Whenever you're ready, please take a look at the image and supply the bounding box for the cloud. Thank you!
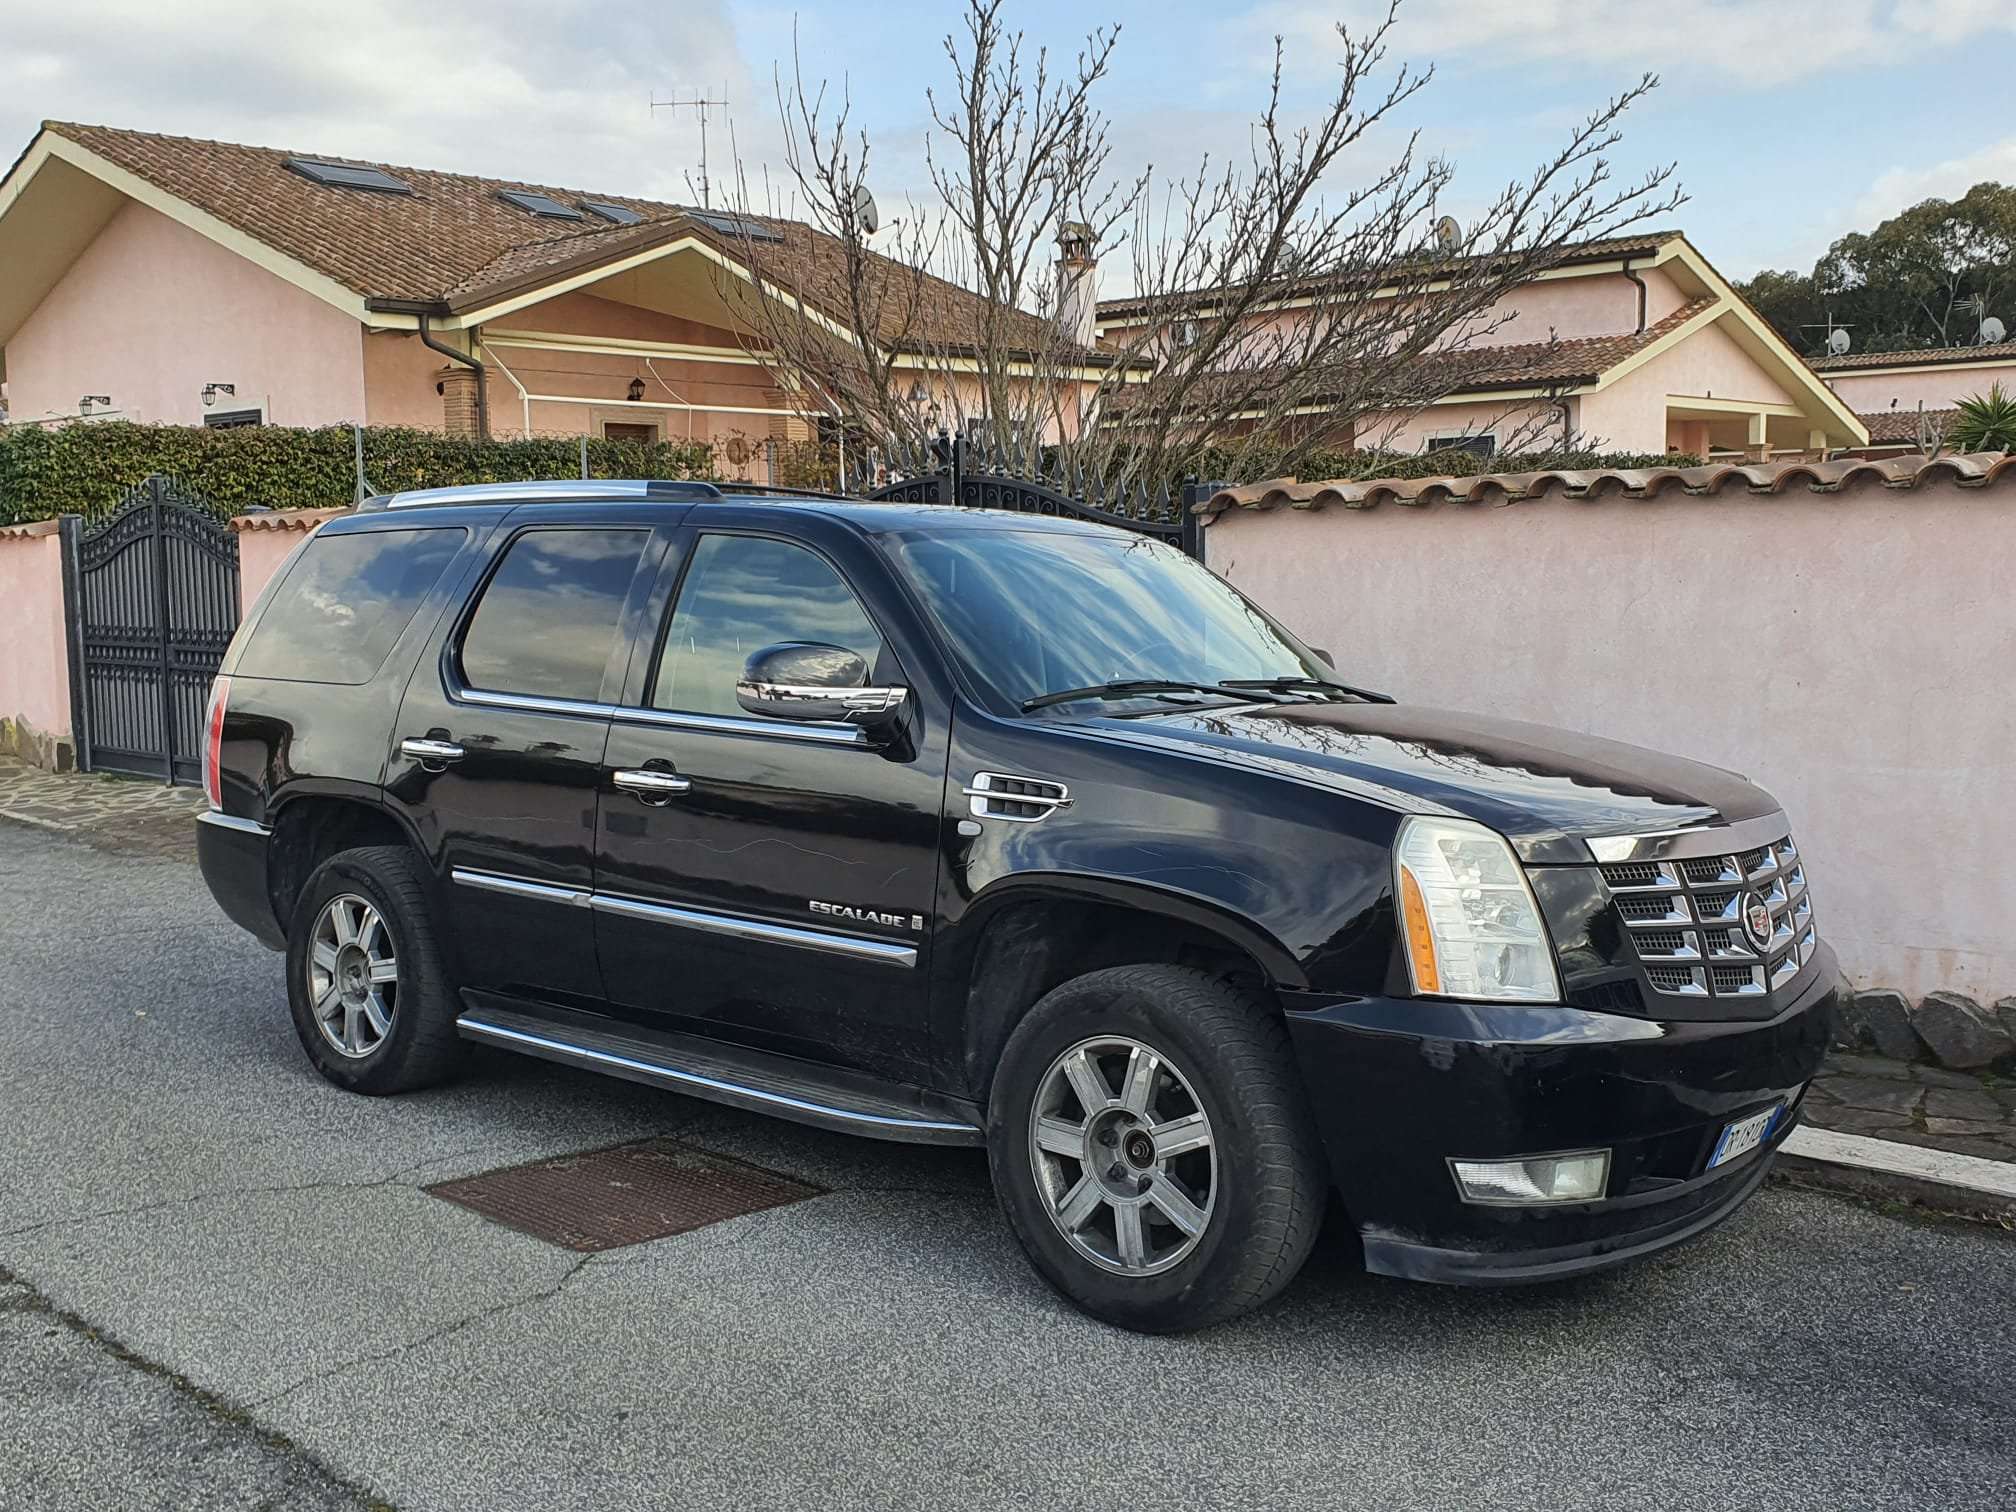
[1854,137,2016,223]
[0,0,786,204]
[1234,0,2016,88]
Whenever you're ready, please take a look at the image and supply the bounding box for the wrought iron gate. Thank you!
[866,435,1212,559]
[63,477,240,784]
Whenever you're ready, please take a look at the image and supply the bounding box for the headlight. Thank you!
[1393,815,1561,1003]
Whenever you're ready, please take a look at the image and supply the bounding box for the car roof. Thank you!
[352,479,1130,537]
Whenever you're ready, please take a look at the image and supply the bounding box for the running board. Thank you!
[455,1002,985,1148]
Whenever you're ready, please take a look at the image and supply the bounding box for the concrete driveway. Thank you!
[3,821,2012,1511]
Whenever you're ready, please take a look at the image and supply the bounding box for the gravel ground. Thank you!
[3,818,2013,1511]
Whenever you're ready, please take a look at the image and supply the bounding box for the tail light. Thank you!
[202,675,231,810]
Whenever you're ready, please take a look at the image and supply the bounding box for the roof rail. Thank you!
[356,479,725,512]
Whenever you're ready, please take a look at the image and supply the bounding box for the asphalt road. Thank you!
[3,820,2013,1512]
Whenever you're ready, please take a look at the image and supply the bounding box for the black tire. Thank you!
[986,964,1326,1333]
[284,845,465,1095]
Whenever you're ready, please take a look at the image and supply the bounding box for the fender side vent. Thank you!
[964,772,1071,823]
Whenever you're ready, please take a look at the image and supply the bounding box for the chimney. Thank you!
[1056,220,1098,350]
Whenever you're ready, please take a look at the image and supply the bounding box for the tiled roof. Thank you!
[1095,231,1680,322]
[39,122,1112,361]
[1199,451,2016,515]
[1857,408,1958,445]
[1106,296,1715,419]
[1809,340,2016,371]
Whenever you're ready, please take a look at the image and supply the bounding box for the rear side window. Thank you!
[459,528,648,701]
[235,527,464,685]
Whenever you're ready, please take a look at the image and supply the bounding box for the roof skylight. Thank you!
[498,189,586,220]
[689,211,784,244]
[284,157,414,195]
[581,200,645,226]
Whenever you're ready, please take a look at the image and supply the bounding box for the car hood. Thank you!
[1077,700,1781,863]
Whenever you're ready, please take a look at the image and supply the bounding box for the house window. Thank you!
[603,421,659,444]
[204,409,264,429]
[1425,433,1494,460]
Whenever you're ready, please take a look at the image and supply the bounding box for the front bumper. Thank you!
[1282,942,1839,1285]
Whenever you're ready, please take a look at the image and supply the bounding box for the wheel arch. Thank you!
[265,790,418,928]
[952,874,1304,1107]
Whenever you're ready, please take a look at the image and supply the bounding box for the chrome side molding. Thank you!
[448,867,916,966]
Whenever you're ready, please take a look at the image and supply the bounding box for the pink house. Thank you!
[0,123,1126,461]
[1810,340,2016,453]
[1095,233,1867,460]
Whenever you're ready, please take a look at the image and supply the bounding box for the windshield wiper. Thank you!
[1219,676,1396,704]
[1020,679,1285,712]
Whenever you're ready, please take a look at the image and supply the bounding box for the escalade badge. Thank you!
[1742,893,1774,951]
[810,899,923,931]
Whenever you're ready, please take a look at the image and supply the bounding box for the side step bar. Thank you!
[455,1002,985,1148]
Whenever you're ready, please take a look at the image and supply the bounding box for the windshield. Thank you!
[887,527,1333,713]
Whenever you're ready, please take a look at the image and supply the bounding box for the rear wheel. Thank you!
[284,846,465,1095]
[987,964,1326,1333]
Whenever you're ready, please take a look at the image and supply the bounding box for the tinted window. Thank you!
[236,527,464,685]
[888,529,1328,711]
[652,535,883,716]
[460,528,648,700]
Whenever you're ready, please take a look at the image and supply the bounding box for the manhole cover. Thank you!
[425,1139,822,1252]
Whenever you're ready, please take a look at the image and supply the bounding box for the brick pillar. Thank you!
[436,364,482,437]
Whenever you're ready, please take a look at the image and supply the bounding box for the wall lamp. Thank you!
[627,377,647,403]
[78,396,112,415]
[202,383,237,408]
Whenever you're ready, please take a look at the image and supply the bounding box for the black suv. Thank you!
[198,479,1835,1332]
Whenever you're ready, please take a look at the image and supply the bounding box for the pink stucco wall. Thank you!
[0,524,73,763]
[6,201,367,427]
[362,331,451,429]
[1824,359,2016,416]
[1354,397,1576,454]
[1579,318,1794,453]
[1206,482,2016,1004]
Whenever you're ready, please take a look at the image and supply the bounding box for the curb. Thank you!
[1775,1126,2016,1225]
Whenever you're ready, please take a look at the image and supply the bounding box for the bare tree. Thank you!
[714,0,1684,492]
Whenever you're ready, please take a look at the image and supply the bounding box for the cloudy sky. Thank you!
[5,0,2014,281]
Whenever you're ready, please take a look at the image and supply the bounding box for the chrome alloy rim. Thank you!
[307,893,398,1059]
[1029,1035,1217,1276]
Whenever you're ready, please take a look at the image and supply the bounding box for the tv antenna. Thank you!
[651,87,730,208]
[1979,315,2006,345]
[1432,215,1461,252]
[1800,311,1853,356]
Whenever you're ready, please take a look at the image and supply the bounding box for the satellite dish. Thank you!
[1433,215,1461,251]
[1980,316,2006,344]
[1827,327,1852,355]
[852,183,880,236]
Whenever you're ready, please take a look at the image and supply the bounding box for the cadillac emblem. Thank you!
[1743,892,1774,951]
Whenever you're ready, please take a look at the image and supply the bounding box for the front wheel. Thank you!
[986,964,1326,1333]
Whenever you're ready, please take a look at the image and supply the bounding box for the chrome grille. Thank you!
[1600,834,1815,1000]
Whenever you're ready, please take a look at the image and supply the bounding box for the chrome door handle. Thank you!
[613,768,692,804]
[401,737,465,768]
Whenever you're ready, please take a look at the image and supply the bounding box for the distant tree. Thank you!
[718,0,1681,490]
[1742,183,2016,355]
[1948,382,2016,452]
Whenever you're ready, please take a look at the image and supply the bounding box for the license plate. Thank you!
[1709,1104,1782,1170]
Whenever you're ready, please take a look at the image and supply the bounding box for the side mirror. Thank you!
[736,642,908,730]
[1311,647,1336,669]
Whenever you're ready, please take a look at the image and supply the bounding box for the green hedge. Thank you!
[0,422,718,524]
[0,421,1703,525]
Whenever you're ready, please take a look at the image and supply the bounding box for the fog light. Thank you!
[1450,1150,1610,1206]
